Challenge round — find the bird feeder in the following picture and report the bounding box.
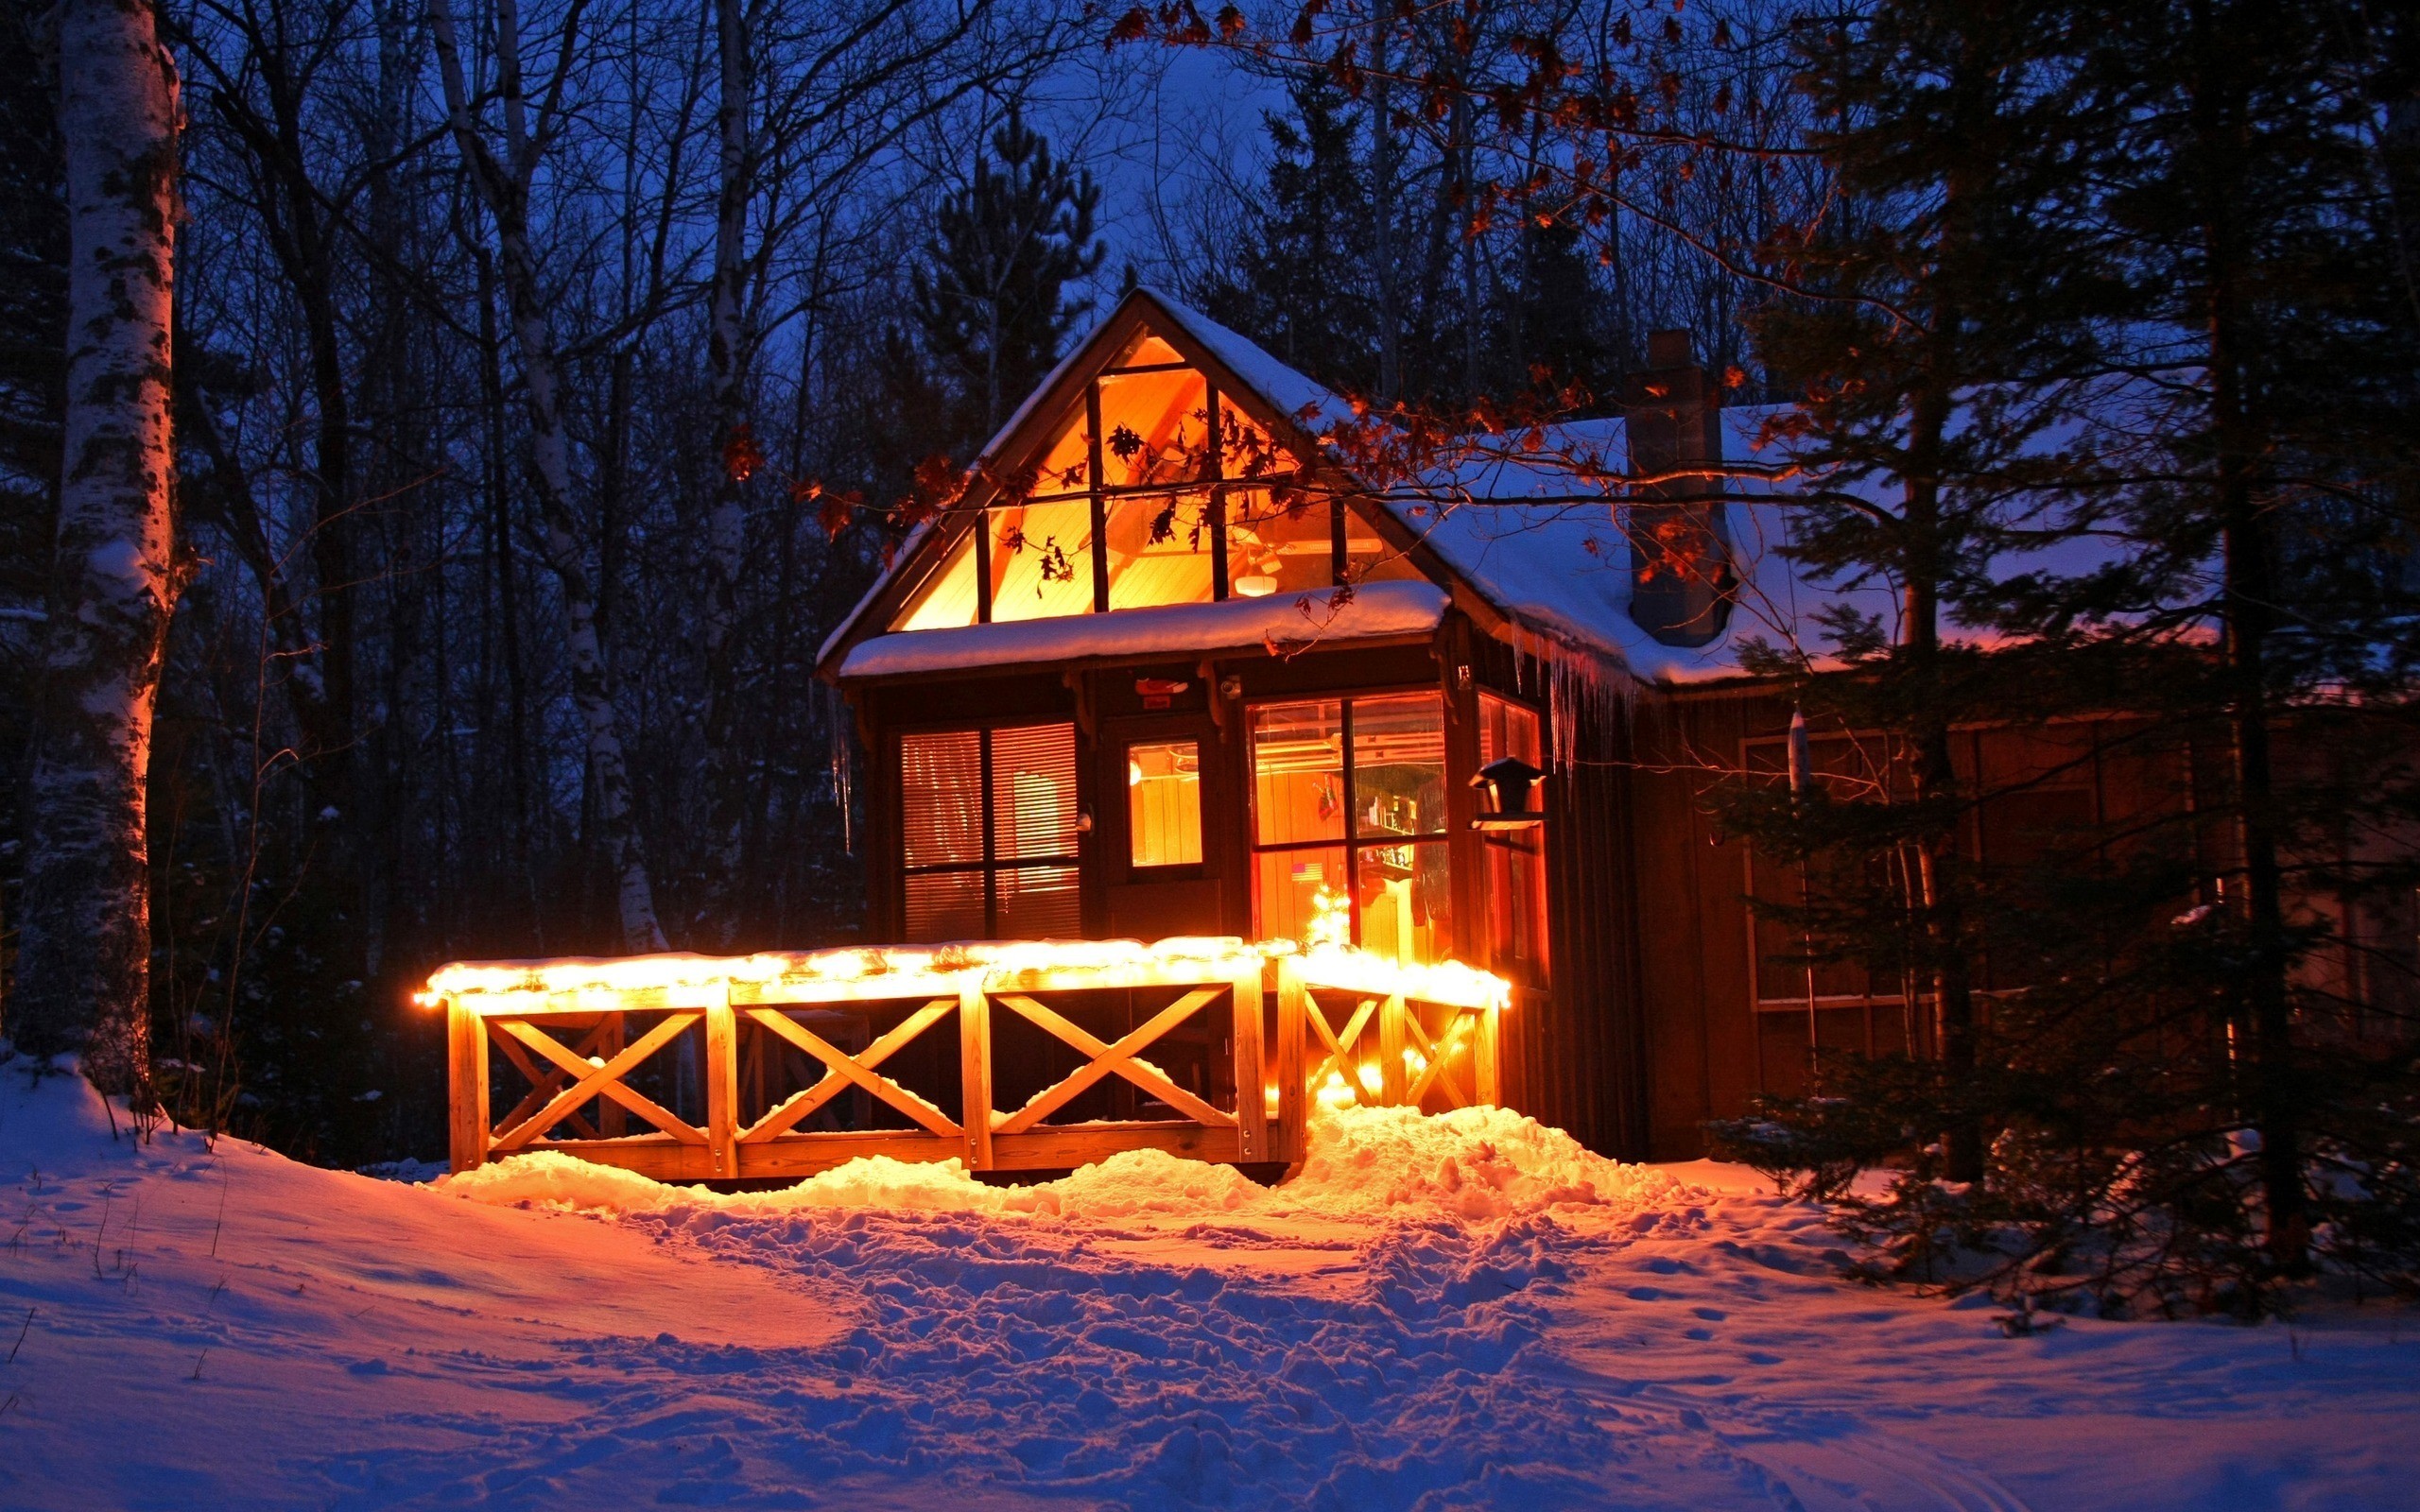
[1469,755,1546,832]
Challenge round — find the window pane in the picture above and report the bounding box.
[900,730,983,868]
[992,724,1080,861]
[1251,700,1344,844]
[1097,369,1210,490]
[1116,330,1185,367]
[1105,492,1216,610]
[1485,833,1549,987]
[990,501,1094,621]
[1254,847,1348,947]
[1358,840,1452,965]
[1478,693,1542,768]
[1351,695,1447,838]
[1342,509,1422,583]
[893,529,978,630]
[997,865,1081,937]
[1225,488,1331,598]
[904,870,984,942]
[1129,741,1202,868]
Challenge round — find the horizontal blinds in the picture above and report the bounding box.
[900,730,983,869]
[990,723,1080,862]
[900,722,1080,942]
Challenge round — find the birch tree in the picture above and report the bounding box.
[14,0,182,1092]
[428,0,669,953]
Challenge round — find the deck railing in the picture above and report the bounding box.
[426,938,1506,1180]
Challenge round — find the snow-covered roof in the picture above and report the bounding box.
[820,285,2128,692]
[836,580,1449,680]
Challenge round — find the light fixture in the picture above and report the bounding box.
[1235,575,1277,597]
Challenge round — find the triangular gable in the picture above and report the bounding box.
[815,287,1491,676]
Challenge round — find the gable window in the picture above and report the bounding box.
[899,723,1080,940]
[886,320,1421,634]
[1248,695,1453,964]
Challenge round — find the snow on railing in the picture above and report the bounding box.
[423,936,1507,1183]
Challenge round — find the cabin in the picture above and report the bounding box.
[806,287,1791,1161]
[427,286,2411,1180]
[806,285,2418,1164]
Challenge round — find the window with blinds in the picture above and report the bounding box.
[899,723,1081,941]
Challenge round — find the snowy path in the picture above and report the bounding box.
[1,1075,2413,1509]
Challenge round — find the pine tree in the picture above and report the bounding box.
[2063,0,2420,1282]
[1194,71,1380,397]
[911,108,1104,455]
[1713,0,2420,1312]
[1721,0,2116,1186]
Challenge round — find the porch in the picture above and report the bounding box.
[424,937,1508,1182]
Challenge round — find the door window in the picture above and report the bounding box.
[1127,740,1203,868]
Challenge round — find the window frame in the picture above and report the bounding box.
[1113,718,1211,884]
[951,352,1340,627]
[1244,687,1454,949]
[894,719,1082,940]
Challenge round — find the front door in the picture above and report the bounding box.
[1099,713,1227,940]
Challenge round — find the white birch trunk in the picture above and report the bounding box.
[15,0,182,1091]
[430,0,668,954]
[697,0,752,940]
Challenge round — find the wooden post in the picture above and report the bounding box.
[596,1012,627,1138]
[1232,969,1268,1160]
[959,982,994,1171]
[1475,1004,1502,1108]
[1379,993,1409,1106]
[1274,959,1306,1163]
[704,988,738,1178]
[446,998,490,1175]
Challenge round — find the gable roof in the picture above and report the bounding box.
[817,286,2100,691]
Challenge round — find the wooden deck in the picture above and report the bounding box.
[425,939,1508,1181]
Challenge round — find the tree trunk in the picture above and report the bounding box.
[16,0,182,1092]
[697,0,753,944]
[1904,357,1983,1186]
[431,0,667,954]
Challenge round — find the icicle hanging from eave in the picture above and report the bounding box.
[820,681,856,855]
[1504,622,1637,772]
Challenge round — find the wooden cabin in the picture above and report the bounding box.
[427,289,2408,1180]
[810,290,1739,1159]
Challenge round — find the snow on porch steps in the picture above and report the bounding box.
[835,579,1448,680]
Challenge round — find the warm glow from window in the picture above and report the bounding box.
[894,529,978,629]
[990,501,1094,621]
[1250,696,1451,965]
[1127,741,1202,868]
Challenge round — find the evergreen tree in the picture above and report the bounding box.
[911,108,1105,455]
[1193,70,1379,397]
[2059,0,2420,1283]
[1720,0,2115,1184]
[1713,0,2420,1312]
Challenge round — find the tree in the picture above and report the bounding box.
[911,107,1104,453]
[1730,0,2114,1183]
[1192,70,1379,397]
[429,0,669,954]
[2080,0,2420,1276]
[13,0,183,1092]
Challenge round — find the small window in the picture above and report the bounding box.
[898,723,1080,940]
[1127,740,1202,868]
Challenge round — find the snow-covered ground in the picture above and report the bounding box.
[1,1072,2413,1511]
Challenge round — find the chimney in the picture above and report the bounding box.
[1622,329,1733,647]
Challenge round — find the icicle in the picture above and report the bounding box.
[823,682,856,855]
